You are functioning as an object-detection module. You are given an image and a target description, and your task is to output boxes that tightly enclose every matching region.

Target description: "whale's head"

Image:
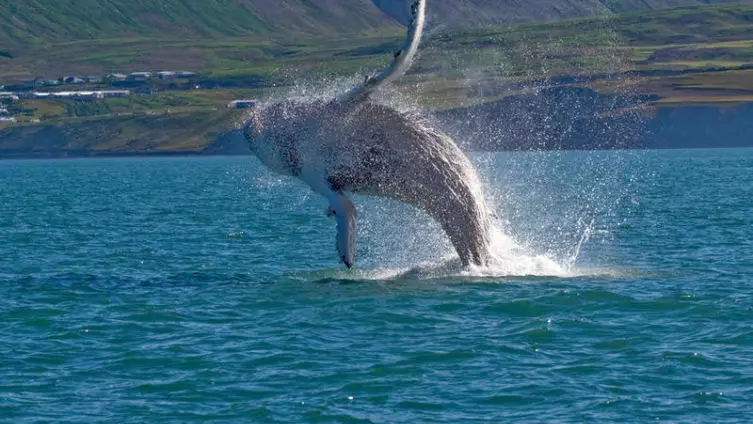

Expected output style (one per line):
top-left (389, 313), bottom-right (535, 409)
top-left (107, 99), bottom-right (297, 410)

top-left (243, 101), bottom-right (302, 177)
top-left (242, 105), bottom-right (263, 150)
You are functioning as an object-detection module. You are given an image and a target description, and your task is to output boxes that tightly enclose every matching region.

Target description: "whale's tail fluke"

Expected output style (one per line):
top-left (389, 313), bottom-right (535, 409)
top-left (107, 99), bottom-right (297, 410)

top-left (339, 0), bottom-right (426, 104)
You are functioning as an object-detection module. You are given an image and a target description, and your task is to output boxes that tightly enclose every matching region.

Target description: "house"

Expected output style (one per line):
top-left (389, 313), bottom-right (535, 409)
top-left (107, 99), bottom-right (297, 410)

top-left (106, 73), bottom-right (128, 81)
top-left (128, 72), bottom-right (152, 81)
top-left (157, 71), bottom-right (177, 79)
top-left (86, 76), bottom-right (103, 84)
top-left (0, 92), bottom-right (18, 100)
top-left (177, 71), bottom-right (197, 78)
top-left (100, 90), bottom-right (130, 98)
top-left (23, 90), bottom-right (130, 100)
top-left (228, 100), bottom-right (257, 109)
top-left (73, 91), bottom-right (100, 100)
top-left (0, 107), bottom-right (8, 115)
top-left (63, 76), bottom-right (86, 84)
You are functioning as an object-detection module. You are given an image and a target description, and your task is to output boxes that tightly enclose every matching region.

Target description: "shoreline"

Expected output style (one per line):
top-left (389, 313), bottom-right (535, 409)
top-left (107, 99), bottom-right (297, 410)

top-left (2, 90), bottom-right (752, 159)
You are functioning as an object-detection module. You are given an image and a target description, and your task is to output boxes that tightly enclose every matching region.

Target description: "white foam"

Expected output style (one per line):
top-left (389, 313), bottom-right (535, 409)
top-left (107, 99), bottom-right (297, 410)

top-left (478, 226), bottom-right (573, 277)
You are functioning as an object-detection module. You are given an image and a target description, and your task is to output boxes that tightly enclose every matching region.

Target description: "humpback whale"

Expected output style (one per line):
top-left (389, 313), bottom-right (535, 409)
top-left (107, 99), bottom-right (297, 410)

top-left (244, 0), bottom-right (492, 268)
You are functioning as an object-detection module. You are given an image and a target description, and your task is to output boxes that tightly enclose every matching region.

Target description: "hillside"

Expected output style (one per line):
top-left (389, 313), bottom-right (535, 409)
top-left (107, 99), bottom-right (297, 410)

top-left (2, 3), bottom-right (753, 157)
top-left (0, 0), bottom-right (399, 49)
top-left (4, 0), bottom-right (753, 51)
top-left (374, 0), bottom-right (753, 27)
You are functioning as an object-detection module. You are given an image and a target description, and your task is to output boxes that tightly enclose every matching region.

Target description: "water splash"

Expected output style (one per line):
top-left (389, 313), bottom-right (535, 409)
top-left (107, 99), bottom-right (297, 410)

top-left (570, 217), bottom-right (595, 266)
top-left (482, 225), bottom-right (572, 277)
top-left (240, 16), bottom-right (642, 280)
top-left (244, 82), bottom-right (613, 278)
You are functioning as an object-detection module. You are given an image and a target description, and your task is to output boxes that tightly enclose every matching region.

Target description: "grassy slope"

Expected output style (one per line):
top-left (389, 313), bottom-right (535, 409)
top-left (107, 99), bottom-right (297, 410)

top-left (0, 0), bottom-right (404, 82)
top-left (426, 6), bottom-right (753, 90)
top-left (4, 0), bottom-right (753, 49)
top-left (3, 2), bottom-right (753, 83)
top-left (450, 5), bottom-right (753, 52)
top-left (0, 1), bottom-right (268, 47)
top-left (0, 0), bottom-right (398, 47)
top-left (5, 4), bottom-right (753, 102)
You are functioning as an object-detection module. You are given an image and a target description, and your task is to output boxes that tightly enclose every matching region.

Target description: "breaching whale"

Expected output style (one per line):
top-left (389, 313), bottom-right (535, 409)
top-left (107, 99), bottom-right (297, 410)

top-left (244, 0), bottom-right (492, 268)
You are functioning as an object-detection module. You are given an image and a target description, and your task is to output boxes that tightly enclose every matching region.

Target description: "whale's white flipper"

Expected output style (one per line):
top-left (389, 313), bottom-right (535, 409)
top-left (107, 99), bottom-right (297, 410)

top-left (340, 0), bottom-right (426, 105)
top-left (330, 193), bottom-right (357, 268)
top-left (305, 168), bottom-right (358, 268)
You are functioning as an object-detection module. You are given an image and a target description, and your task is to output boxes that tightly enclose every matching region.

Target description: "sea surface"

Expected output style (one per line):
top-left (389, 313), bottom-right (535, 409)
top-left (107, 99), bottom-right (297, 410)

top-left (1, 149), bottom-right (752, 423)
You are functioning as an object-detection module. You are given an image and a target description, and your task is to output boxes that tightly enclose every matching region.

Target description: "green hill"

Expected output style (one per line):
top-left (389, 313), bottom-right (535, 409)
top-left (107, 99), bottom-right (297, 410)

top-left (4, 0), bottom-right (753, 51)
top-left (2, 3), bottom-right (753, 157)
top-left (2, 3), bottom-right (753, 92)
top-left (0, 0), bottom-right (399, 49)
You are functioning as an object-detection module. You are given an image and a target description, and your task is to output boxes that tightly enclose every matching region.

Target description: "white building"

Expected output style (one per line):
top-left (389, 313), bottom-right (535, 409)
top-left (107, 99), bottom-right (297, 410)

top-left (101, 90), bottom-right (130, 98)
top-left (63, 76), bottom-right (86, 84)
top-left (129, 72), bottom-right (152, 81)
top-left (73, 92), bottom-right (99, 100)
top-left (29, 90), bottom-right (130, 100)
top-left (157, 71), bottom-right (177, 79)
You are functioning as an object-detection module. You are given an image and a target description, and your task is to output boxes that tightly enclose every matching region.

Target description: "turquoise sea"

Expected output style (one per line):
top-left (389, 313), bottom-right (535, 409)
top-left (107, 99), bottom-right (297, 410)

top-left (1, 149), bottom-right (751, 423)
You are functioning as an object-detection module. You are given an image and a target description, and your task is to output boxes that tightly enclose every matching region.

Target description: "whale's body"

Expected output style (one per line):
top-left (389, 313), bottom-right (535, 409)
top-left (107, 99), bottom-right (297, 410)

top-left (244, 0), bottom-right (492, 267)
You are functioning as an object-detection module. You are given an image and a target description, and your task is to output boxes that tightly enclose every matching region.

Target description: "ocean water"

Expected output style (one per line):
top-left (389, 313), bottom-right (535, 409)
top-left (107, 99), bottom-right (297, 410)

top-left (1, 149), bottom-right (752, 423)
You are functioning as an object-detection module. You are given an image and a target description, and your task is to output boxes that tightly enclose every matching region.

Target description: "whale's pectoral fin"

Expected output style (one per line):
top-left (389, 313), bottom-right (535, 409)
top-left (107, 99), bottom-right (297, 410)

top-left (302, 168), bottom-right (357, 268)
top-left (338, 0), bottom-right (425, 104)
top-left (329, 192), bottom-right (357, 268)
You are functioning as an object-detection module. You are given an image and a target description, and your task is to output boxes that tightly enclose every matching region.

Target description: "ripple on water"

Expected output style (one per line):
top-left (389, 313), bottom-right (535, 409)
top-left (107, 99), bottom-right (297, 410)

top-left (2, 153), bottom-right (753, 422)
